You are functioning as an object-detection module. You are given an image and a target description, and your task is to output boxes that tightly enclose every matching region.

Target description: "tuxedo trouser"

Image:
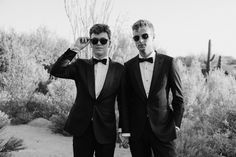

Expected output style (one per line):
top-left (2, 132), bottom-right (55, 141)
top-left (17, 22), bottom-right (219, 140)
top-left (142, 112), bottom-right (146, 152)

top-left (73, 122), bottom-right (115, 157)
top-left (130, 118), bottom-right (176, 157)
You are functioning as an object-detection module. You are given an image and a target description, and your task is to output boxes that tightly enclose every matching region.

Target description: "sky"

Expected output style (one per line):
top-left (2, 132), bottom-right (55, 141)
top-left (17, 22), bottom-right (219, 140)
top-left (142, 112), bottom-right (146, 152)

top-left (0, 0), bottom-right (236, 58)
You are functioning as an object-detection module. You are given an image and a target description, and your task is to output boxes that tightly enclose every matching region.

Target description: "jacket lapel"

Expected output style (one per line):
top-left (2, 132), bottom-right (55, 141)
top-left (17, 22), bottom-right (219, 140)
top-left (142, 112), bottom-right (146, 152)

top-left (148, 52), bottom-right (164, 98)
top-left (97, 58), bottom-right (114, 100)
top-left (132, 56), bottom-right (147, 99)
top-left (87, 59), bottom-right (95, 99)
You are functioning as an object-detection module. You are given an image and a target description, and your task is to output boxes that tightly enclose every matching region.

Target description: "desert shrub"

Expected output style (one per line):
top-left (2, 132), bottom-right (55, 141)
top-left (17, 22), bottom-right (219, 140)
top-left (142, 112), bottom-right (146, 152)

top-left (47, 79), bottom-right (75, 135)
top-left (176, 118), bottom-right (234, 157)
top-left (0, 101), bottom-right (32, 125)
top-left (0, 111), bottom-right (10, 129)
top-left (0, 92), bottom-right (72, 125)
top-left (49, 113), bottom-right (70, 136)
top-left (48, 79), bottom-right (76, 106)
top-left (0, 28), bottom-right (70, 125)
top-left (176, 58), bottom-right (236, 156)
top-left (0, 111), bottom-right (25, 157)
top-left (25, 93), bottom-right (59, 120)
top-left (226, 110), bottom-right (236, 134)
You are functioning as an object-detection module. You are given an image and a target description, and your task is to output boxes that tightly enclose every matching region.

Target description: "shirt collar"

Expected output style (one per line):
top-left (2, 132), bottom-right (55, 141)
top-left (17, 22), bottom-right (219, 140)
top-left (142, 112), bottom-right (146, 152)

top-left (93, 56), bottom-right (109, 60)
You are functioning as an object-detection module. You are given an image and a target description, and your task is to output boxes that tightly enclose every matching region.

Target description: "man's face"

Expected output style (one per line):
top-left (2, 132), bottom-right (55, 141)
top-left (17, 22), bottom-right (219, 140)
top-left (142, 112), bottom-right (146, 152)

top-left (90, 32), bottom-right (110, 58)
top-left (132, 27), bottom-right (154, 57)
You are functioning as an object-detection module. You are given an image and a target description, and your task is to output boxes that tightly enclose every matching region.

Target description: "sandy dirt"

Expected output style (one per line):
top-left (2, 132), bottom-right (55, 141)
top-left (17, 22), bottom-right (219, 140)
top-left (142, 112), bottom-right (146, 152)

top-left (3, 124), bottom-right (131, 157)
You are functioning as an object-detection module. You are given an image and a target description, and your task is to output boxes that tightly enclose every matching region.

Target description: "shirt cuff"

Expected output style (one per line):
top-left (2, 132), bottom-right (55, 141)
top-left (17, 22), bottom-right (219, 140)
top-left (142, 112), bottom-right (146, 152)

top-left (175, 126), bottom-right (180, 131)
top-left (69, 47), bottom-right (80, 53)
top-left (118, 128), bottom-right (130, 137)
top-left (122, 133), bottom-right (131, 137)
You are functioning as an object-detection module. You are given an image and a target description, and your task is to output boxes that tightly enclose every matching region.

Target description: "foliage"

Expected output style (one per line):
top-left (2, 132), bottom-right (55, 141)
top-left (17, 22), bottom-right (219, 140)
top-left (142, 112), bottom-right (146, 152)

top-left (0, 28), bottom-right (69, 102)
top-left (0, 111), bottom-right (10, 130)
top-left (176, 58), bottom-right (236, 157)
top-left (0, 111), bottom-right (25, 157)
top-left (0, 101), bottom-right (31, 125)
top-left (49, 113), bottom-right (71, 136)
top-left (47, 79), bottom-right (76, 108)
top-left (0, 28), bottom-right (70, 124)
top-left (47, 79), bottom-right (75, 135)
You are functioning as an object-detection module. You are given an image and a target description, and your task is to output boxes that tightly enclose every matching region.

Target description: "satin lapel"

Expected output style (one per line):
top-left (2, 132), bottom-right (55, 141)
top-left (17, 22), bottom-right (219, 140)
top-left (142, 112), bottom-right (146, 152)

top-left (97, 58), bottom-right (114, 100)
top-left (148, 53), bottom-right (164, 98)
top-left (132, 56), bottom-right (147, 99)
top-left (87, 59), bottom-right (95, 99)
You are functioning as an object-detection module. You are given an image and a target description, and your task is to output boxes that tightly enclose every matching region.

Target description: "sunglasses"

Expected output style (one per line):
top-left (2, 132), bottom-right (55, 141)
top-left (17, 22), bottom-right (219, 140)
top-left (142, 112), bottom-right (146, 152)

top-left (90, 38), bottom-right (108, 45)
top-left (133, 33), bottom-right (149, 42)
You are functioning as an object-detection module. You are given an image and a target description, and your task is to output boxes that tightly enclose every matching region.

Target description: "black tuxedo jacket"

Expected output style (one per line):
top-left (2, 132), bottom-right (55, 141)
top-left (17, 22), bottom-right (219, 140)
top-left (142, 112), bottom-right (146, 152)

top-left (124, 52), bottom-right (184, 142)
top-left (50, 49), bottom-right (128, 144)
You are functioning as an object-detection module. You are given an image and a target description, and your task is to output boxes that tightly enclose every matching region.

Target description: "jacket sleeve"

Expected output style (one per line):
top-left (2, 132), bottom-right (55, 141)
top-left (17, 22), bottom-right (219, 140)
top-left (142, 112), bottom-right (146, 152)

top-left (50, 48), bottom-right (77, 80)
top-left (117, 65), bottom-right (130, 134)
top-left (169, 58), bottom-right (184, 128)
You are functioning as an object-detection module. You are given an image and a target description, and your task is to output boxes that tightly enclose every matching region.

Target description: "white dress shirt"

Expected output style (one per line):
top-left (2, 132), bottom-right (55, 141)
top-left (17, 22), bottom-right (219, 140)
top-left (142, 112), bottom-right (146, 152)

top-left (139, 52), bottom-right (156, 97)
top-left (93, 56), bottom-right (109, 98)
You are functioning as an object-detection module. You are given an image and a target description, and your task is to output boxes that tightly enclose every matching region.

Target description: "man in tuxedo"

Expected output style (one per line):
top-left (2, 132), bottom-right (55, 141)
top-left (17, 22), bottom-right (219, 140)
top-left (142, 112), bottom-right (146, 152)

top-left (122, 19), bottom-right (184, 157)
top-left (50, 24), bottom-right (128, 157)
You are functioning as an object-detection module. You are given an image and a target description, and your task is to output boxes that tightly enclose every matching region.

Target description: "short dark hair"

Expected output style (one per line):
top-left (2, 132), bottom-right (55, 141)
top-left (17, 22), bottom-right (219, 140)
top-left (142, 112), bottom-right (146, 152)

top-left (132, 19), bottom-right (154, 32)
top-left (89, 24), bottom-right (111, 39)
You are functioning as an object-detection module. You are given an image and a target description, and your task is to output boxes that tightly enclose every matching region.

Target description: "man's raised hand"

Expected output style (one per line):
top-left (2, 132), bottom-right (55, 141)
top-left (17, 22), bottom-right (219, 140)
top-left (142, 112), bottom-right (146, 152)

top-left (71, 37), bottom-right (90, 52)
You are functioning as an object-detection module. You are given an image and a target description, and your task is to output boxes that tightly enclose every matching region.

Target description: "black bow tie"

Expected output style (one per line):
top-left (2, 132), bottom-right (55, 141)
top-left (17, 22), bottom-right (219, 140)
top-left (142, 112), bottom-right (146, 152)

top-left (139, 57), bottom-right (153, 63)
top-left (93, 58), bottom-right (107, 65)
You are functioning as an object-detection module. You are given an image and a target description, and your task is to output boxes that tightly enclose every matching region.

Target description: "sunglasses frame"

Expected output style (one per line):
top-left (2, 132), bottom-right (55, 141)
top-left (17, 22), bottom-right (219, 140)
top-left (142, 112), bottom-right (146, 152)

top-left (133, 33), bottom-right (149, 42)
top-left (90, 38), bottom-right (109, 45)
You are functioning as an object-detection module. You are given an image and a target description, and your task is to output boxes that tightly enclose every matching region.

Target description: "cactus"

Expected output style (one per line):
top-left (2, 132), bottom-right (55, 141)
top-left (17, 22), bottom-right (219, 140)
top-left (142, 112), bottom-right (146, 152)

top-left (217, 55), bottom-right (222, 69)
top-left (204, 39), bottom-right (215, 74)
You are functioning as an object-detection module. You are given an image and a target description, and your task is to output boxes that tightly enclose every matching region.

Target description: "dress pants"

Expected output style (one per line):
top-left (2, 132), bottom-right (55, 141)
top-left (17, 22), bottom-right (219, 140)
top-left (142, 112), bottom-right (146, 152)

top-left (73, 122), bottom-right (116, 157)
top-left (129, 118), bottom-right (176, 157)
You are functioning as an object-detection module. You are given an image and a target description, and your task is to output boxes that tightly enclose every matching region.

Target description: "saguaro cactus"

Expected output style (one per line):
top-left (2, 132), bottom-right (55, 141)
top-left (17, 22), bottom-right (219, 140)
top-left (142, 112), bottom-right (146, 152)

top-left (217, 55), bottom-right (222, 69)
top-left (204, 39), bottom-right (215, 73)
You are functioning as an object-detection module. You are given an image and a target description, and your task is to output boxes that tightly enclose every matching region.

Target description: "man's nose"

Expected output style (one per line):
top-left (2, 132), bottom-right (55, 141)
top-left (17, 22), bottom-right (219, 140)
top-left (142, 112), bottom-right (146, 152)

top-left (139, 37), bottom-right (145, 43)
top-left (97, 41), bottom-right (102, 45)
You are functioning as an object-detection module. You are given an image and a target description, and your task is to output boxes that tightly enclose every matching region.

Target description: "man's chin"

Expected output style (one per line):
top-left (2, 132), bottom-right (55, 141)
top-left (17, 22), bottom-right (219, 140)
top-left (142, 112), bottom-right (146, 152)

top-left (93, 51), bottom-right (106, 58)
top-left (138, 48), bottom-right (146, 53)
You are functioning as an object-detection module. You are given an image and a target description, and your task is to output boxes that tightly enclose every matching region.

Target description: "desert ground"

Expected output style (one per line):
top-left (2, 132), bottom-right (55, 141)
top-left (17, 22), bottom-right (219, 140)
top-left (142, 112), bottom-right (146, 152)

top-left (2, 118), bottom-right (131, 157)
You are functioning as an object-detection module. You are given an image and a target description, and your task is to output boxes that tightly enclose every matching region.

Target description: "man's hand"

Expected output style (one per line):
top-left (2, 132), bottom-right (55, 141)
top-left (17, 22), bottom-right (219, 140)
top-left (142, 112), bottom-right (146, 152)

top-left (70, 37), bottom-right (90, 52)
top-left (121, 136), bottom-right (129, 149)
top-left (118, 133), bottom-right (129, 149)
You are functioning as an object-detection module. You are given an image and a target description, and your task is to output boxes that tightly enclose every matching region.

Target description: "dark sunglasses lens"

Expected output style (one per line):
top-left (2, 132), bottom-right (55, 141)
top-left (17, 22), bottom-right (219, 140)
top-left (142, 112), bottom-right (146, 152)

top-left (100, 38), bottom-right (108, 45)
top-left (142, 33), bottom-right (149, 39)
top-left (91, 38), bottom-right (99, 45)
top-left (133, 36), bottom-right (140, 42)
